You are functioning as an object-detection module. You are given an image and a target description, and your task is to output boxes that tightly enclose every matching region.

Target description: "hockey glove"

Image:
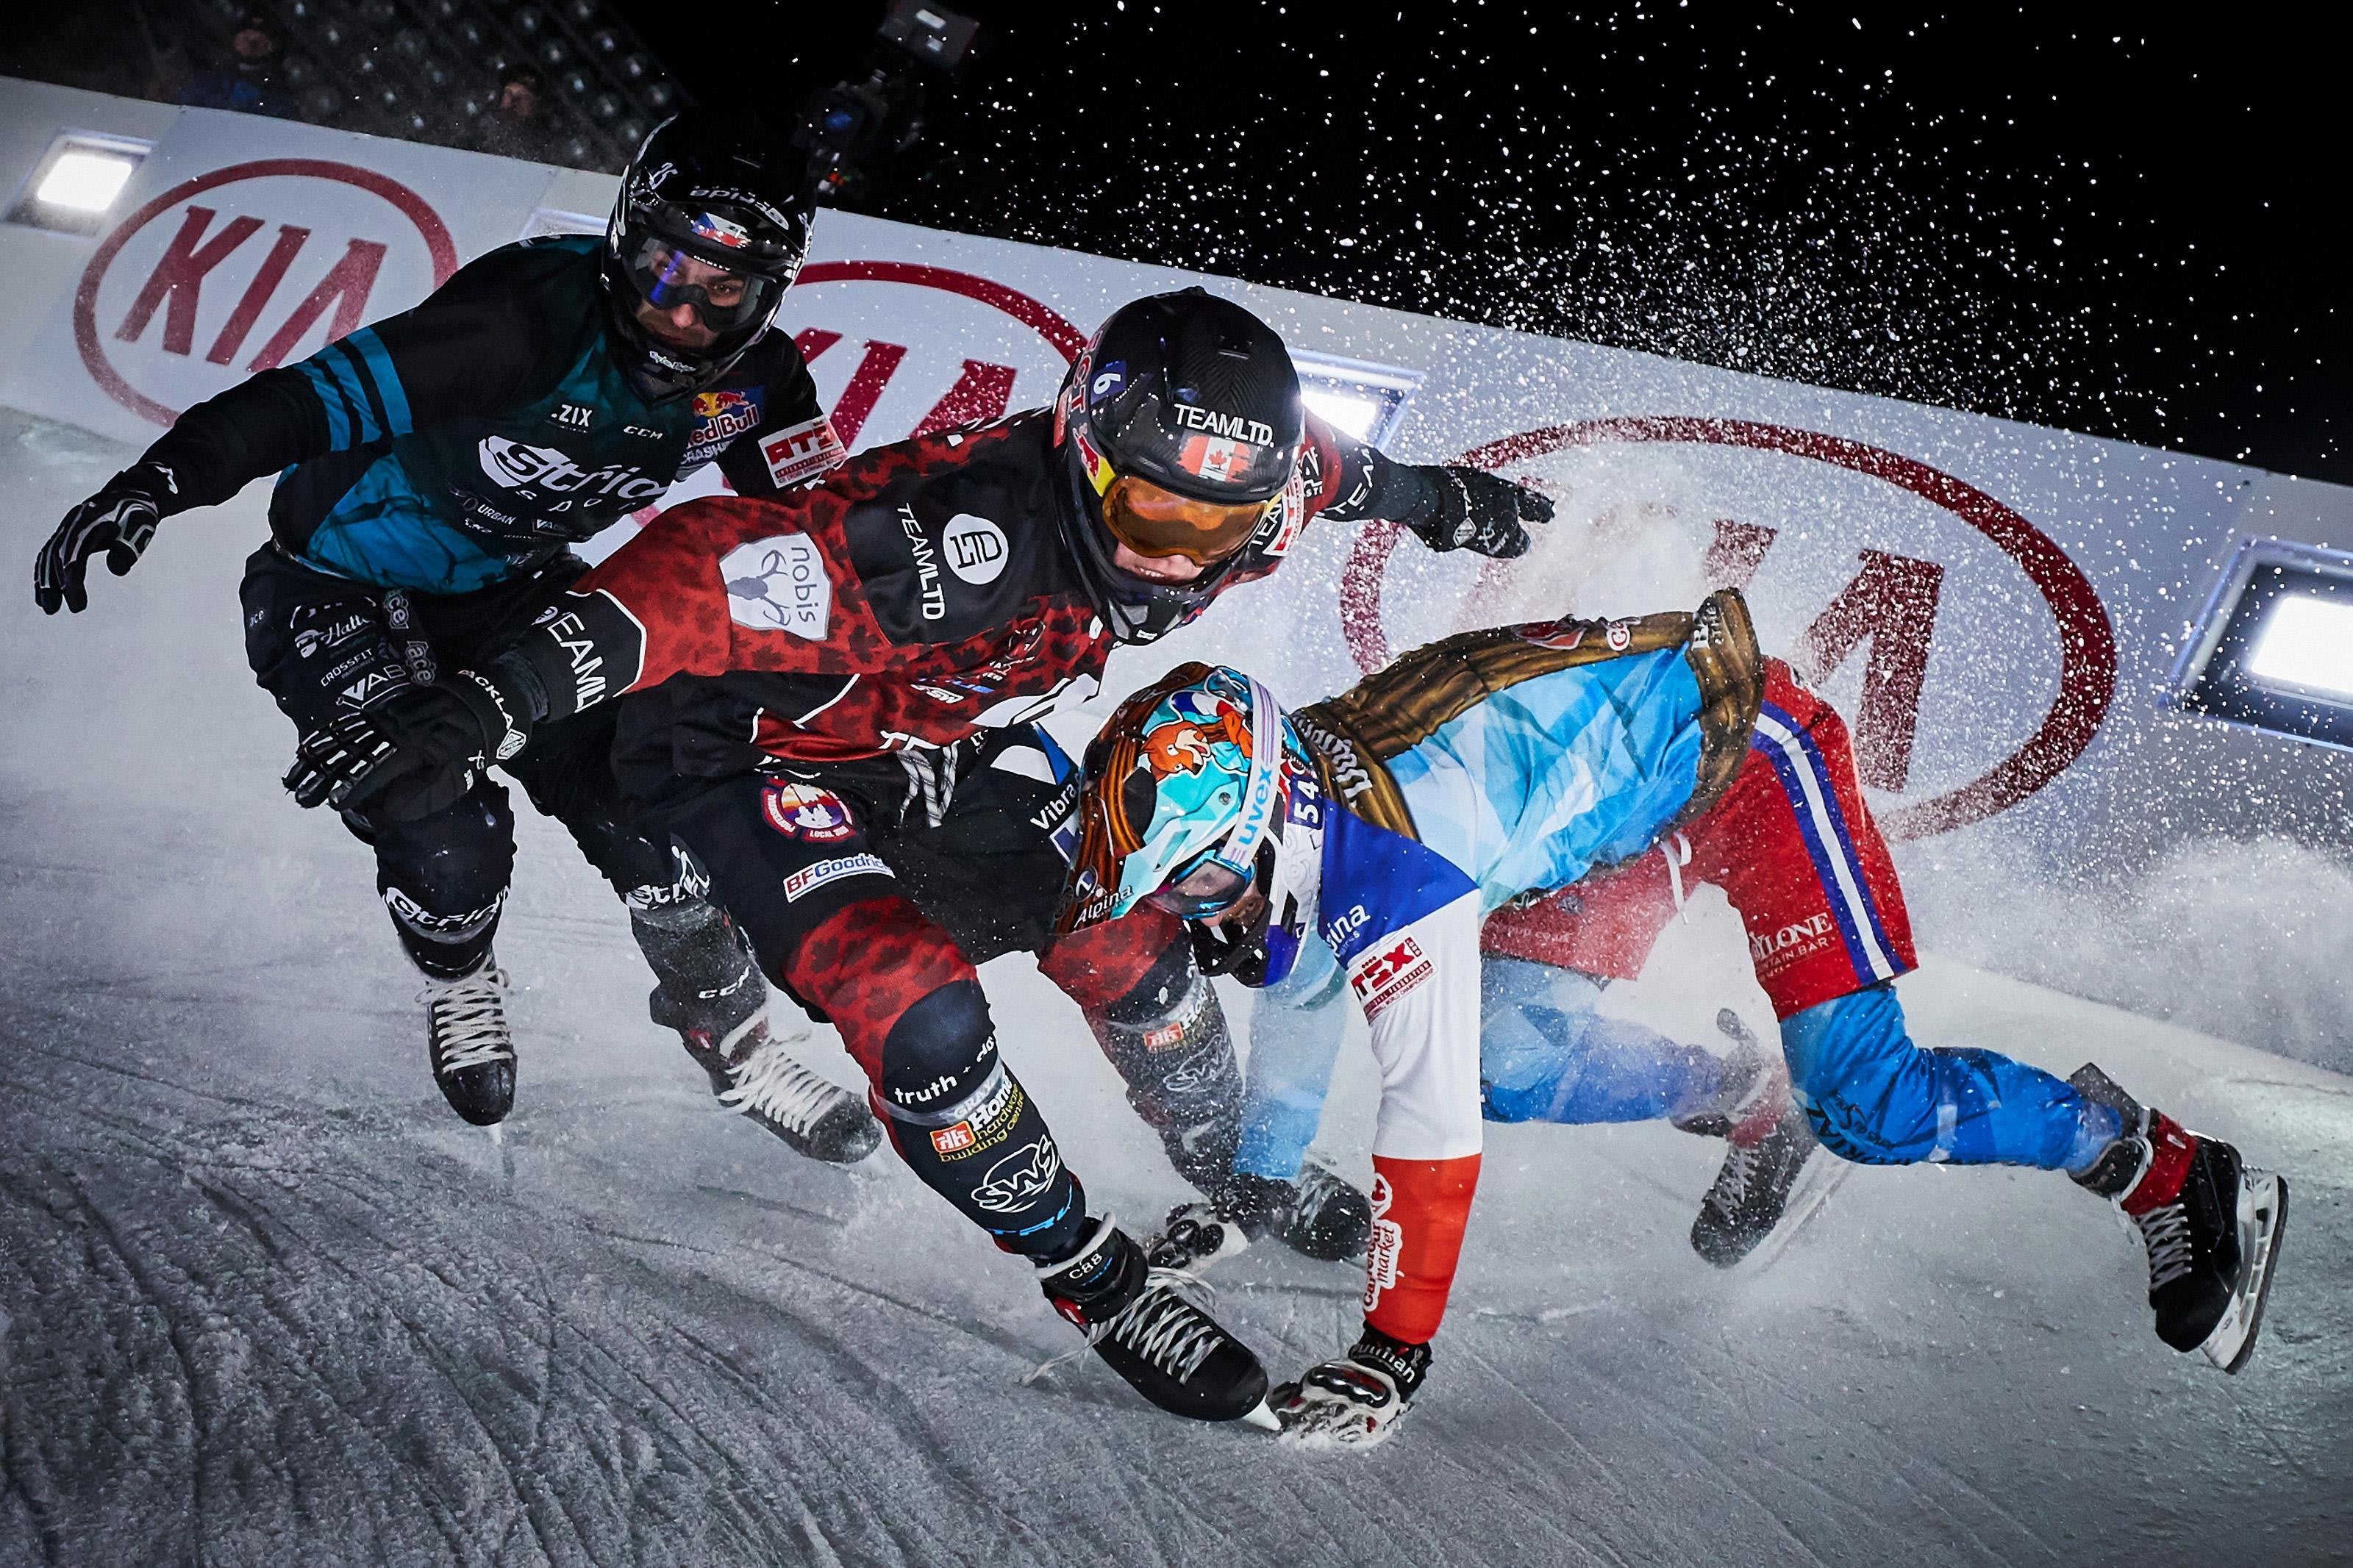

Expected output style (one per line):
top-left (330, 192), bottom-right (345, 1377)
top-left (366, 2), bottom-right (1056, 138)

top-left (35, 461), bottom-right (179, 613)
top-left (1271, 1323), bottom-right (1431, 1451)
top-left (285, 662), bottom-right (539, 821)
top-left (1402, 465), bottom-right (1552, 560)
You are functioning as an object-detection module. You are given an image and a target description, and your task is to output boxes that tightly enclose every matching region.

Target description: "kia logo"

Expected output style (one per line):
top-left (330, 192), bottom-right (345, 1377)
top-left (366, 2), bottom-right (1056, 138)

top-left (74, 158), bottom-right (457, 427)
top-left (1342, 418), bottom-right (2118, 840)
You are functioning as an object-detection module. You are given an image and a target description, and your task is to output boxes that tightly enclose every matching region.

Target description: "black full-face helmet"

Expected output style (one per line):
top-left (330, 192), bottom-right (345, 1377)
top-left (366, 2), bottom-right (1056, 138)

top-left (601, 111), bottom-right (815, 399)
top-left (1055, 288), bottom-right (1305, 642)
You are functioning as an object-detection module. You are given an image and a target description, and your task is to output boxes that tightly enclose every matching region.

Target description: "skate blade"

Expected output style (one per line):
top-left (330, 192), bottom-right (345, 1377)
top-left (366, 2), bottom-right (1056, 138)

top-left (1240, 1399), bottom-right (1281, 1432)
top-left (2202, 1170), bottom-right (2287, 1375)
top-left (1731, 1153), bottom-right (1854, 1275)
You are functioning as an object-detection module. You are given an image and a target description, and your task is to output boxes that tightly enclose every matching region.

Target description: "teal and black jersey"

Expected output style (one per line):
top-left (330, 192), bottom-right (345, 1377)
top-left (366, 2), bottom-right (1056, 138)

top-left (134, 235), bottom-right (831, 595)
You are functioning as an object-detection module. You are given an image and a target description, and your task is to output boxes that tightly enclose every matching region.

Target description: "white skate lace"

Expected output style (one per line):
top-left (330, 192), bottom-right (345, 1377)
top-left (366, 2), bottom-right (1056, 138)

top-left (2135, 1203), bottom-right (2196, 1290)
top-left (420, 967), bottom-right (513, 1074)
top-left (721, 1041), bottom-right (849, 1134)
top-left (1292, 1162), bottom-right (1348, 1217)
top-left (1025, 1267), bottom-right (1225, 1387)
top-left (1707, 1142), bottom-right (1760, 1215)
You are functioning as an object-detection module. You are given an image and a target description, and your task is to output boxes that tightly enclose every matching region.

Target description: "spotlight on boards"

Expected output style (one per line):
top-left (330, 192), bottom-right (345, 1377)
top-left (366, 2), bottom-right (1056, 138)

top-left (7, 132), bottom-right (151, 236)
top-left (1292, 352), bottom-right (1424, 448)
top-left (2169, 537), bottom-right (2353, 752)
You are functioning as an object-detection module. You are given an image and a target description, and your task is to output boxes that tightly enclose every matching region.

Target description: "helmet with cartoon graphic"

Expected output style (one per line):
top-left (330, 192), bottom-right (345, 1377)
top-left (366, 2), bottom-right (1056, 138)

top-left (1057, 663), bottom-right (1324, 985)
top-left (602, 110), bottom-right (816, 399)
top-left (1054, 289), bottom-right (1306, 643)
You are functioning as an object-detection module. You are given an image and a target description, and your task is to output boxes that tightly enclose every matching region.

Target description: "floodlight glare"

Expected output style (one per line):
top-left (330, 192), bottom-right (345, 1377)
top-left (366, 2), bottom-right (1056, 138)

top-left (2245, 593), bottom-right (2353, 701)
top-left (1302, 387), bottom-right (1383, 442)
top-left (1290, 351), bottom-right (1424, 448)
top-left (2170, 537), bottom-right (2353, 753)
top-left (36, 148), bottom-right (138, 212)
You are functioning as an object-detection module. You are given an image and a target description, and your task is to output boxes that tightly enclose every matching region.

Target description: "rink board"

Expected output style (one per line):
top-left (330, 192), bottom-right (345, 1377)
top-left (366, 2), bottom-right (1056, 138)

top-left (1, 77), bottom-right (2347, 1052)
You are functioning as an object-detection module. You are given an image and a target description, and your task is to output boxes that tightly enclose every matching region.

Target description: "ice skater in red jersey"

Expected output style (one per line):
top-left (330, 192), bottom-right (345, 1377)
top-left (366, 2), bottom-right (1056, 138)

top-left (285, 287), bottom-right (1553, 1425)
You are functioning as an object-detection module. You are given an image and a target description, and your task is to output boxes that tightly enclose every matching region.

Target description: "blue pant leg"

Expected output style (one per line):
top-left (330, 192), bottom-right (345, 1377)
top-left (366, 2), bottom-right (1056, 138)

top-left (1235, 933), bottom-right (1348, 1181)
top-left (1781, 984), bottom-right (2096, 1168)
top-left (1478, 956), bottom-right (1722, 1125)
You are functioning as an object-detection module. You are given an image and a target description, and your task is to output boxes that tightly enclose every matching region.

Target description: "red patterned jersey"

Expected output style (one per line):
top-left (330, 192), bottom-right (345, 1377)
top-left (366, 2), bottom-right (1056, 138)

top-left (504, 407), bottom-right (1390, 790)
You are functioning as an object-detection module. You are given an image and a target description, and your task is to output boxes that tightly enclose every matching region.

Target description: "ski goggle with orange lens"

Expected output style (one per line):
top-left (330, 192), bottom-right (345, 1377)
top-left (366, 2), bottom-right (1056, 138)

top-left (1076, 431), bottom-right (1278, 565)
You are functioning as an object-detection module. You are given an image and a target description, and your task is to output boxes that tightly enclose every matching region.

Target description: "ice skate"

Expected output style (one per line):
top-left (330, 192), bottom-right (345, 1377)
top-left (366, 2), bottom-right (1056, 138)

top-left (706, 1027), bottom-right (882, 1165)
top-left (1669, 1008), bottom-right (1789, 1147)
top-left (1689, 1103), bottom-right (1840, 1270)
top-left (2070, 1064), bottom-right (2288, 1372)
top-left (647, 918), bottom-right (879, 1164)
top-left (419, 956), bottom-right (515, 1127)
top-left (1034, 1217), bottom-right (1272, 1423)
top-left (1676, 1011), bottom-right (1831, 1267)
top-left (1147, 1157), bottom-right (1374, 1271)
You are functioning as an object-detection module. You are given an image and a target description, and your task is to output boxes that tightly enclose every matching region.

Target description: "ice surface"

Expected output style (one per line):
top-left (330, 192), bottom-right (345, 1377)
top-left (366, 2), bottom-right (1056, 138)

top-left (2, 408), bottom-right (2347, 1565)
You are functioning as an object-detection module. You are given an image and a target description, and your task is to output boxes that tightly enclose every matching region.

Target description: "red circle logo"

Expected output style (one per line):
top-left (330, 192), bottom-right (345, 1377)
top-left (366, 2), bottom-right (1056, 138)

top-left (794, 260), bottom-right (1087, 360)
top-left (1339, 417), bottom-right (2118, 839)
top-left (74, 159), bottom-right (458, 427)
top-left (774, 262), bottom-right (1085, 453)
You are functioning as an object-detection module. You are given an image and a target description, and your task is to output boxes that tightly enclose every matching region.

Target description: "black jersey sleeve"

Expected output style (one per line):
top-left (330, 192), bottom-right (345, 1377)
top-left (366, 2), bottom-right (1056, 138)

top-left (128, 240), bottom-right (582, 515)
top-left (1308, 412), bottom-right (1445, 531)
top-left (712, 335), bottom-right (840, 498)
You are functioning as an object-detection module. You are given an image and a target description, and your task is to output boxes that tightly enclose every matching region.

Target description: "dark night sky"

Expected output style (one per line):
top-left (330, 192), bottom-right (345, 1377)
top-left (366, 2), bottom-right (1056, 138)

top-left (620, 1), bottom-right (2343, 485)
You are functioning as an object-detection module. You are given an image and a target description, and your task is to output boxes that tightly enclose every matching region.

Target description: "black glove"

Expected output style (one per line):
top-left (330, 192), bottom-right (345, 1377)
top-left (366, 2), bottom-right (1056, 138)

top-left (1404, 465), bottom-right (1553, 560)
top-left (285, 664), bottom-right (537, 821)
top-left (35, 461), bottom-right (179, 613)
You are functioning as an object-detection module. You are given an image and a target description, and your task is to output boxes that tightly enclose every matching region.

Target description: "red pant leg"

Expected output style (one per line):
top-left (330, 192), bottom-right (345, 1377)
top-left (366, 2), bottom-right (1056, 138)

top-left (1479, 848), bottom-right (1682, 979)
top-left (1692, 662), bottom-right (1918, 1020)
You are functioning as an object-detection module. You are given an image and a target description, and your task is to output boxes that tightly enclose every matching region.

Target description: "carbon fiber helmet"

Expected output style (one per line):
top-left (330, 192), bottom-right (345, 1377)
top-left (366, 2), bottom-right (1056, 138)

top-left (602, 111), bottom-right (815, 398)
top-left (1054, 289), bottom-right (1306, 642)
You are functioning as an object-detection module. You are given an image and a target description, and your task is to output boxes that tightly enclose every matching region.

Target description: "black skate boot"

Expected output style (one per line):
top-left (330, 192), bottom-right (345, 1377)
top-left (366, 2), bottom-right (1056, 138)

top-left (640, 909), bottom-right (879, 1164)
top-left (1036, 1217), bottom-right (1272, 1423)
top-left (1091, 968), bottom-right (1245, 1195)
top-left (419, 955), bottom-right (515, 1126)
top-left (1678, 1010), bottom-right (1828, 1267)
top-left (2069, 1064), bottom-right (2287, 1372)
top-left (1150, 1158), bottom-right (1374, 1270)
top-left (1688, 1104), bottom-right (1824, 1267)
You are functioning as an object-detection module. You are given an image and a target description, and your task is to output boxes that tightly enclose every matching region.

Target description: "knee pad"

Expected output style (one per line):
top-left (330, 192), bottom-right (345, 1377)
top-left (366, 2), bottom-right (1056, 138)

top-left (874, 984), bottom-right (1084, 1258)
top-left (874, 979), bottom-right (1001, 1122)
top-left (372, 781), bottom-right (515, 976)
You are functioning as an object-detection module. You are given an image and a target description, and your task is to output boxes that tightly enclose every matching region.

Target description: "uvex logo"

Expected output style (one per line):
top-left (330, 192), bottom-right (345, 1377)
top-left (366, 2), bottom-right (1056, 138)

top-left (74, 160), bottom-right (458, 426)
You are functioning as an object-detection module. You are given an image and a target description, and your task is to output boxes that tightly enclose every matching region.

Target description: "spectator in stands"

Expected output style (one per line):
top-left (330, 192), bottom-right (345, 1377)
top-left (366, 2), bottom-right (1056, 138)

top-left (172, 12), bottom-right (297, 119)
top-left (476, 65), bottom-right (566, 164)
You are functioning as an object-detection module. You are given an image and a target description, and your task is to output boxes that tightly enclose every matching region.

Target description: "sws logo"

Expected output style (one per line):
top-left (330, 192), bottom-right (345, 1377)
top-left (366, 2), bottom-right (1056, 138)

top-left (971, 1136), bottom-right (1061, 1214)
